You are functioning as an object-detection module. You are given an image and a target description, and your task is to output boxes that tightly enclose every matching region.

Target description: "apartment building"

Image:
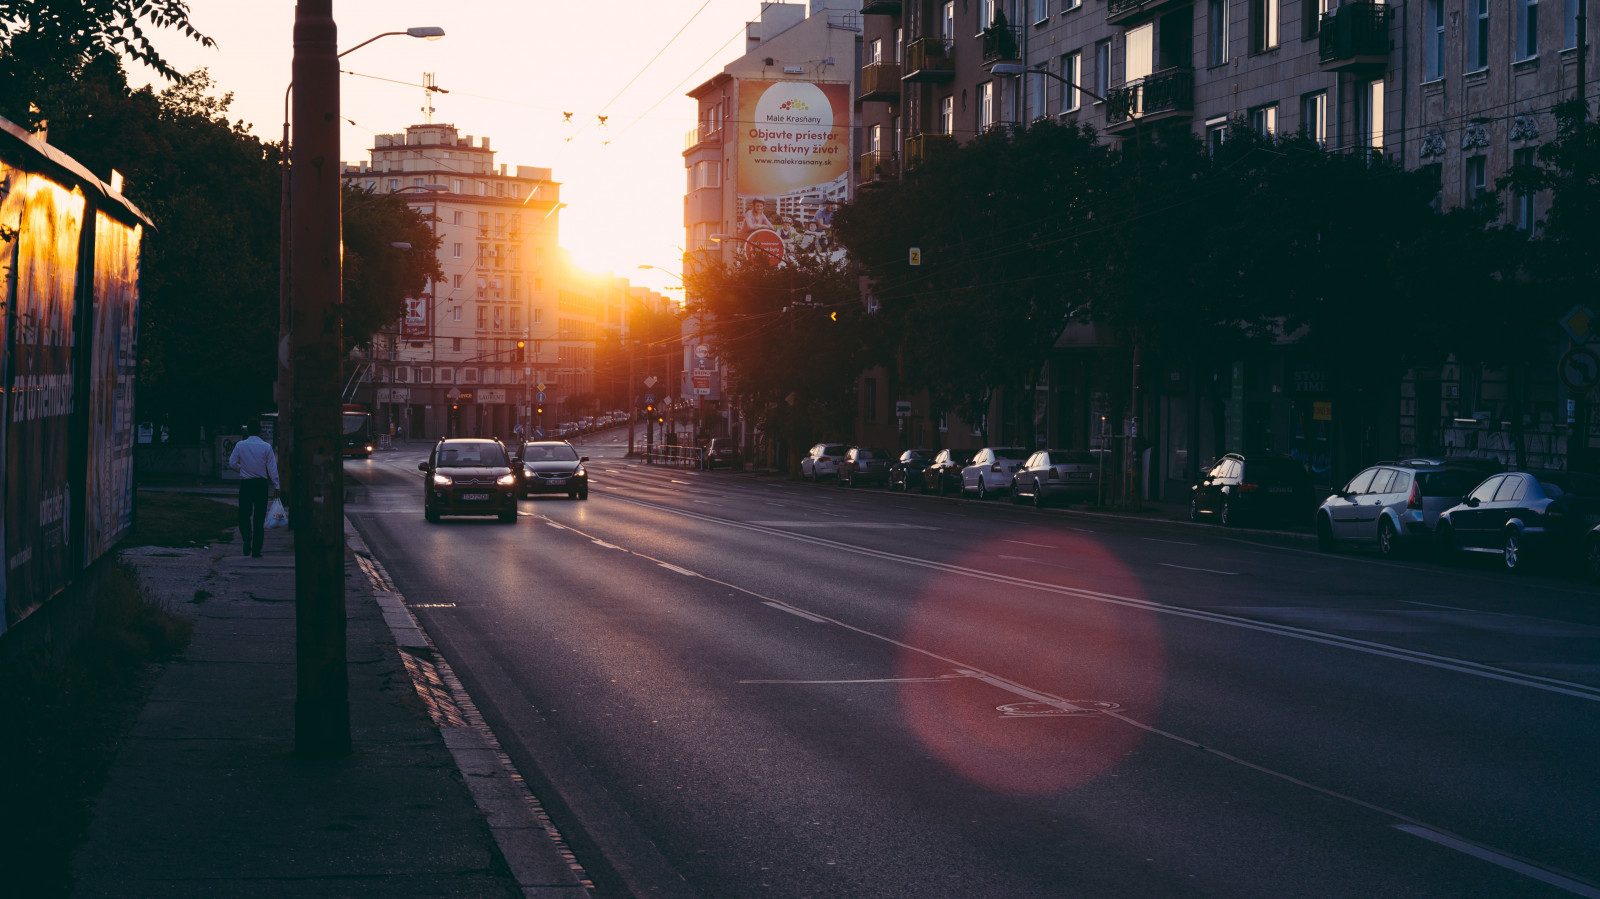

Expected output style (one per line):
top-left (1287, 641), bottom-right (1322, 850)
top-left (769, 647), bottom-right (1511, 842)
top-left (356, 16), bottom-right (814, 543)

top-left (341, 123), bottom-right (565, 440)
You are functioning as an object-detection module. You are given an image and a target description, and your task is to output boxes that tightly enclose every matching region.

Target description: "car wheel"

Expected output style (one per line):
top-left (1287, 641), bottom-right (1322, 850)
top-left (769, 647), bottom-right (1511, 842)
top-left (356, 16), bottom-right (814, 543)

top-left (1502, 530), bottom-right (1524, 571)
top-left (1009, 480), bottom-right (1023, 504)
top-left (1376, 518), bottom-right (1401, 558)
top-left (1316, 515), bottom-right (1334, 552)
top-left (978, 479), bottom-right (989, 501)
top-left (425, 507), bottom-right (440, 523)
top-left (578, 487), bottom-right (588, 501)
top-left (1190, 497), bottom-right (1201, 522)
top-left (1033, 481), bottom-right (1045, 510)
top-left (1219, 499), bottom-right (1234, 527)
top-left (568, 490), bottom-right (578, 500)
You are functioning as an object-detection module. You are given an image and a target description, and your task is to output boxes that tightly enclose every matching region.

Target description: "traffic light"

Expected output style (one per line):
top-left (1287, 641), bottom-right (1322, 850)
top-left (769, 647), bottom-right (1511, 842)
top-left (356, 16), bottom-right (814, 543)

top-left (646, 403), bottom-right (654, 414)
top-left (536, 407), bottom-right (543, 415)
top-left (515, 340), bottom-right (525, 362)
top-left (451, 404), bottom-right (458, 411)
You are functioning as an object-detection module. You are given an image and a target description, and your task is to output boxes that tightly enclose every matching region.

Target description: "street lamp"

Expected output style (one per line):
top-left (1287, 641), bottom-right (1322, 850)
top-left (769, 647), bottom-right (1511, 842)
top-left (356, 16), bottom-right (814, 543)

top-left (988, 62), bottom-right (1107, 106)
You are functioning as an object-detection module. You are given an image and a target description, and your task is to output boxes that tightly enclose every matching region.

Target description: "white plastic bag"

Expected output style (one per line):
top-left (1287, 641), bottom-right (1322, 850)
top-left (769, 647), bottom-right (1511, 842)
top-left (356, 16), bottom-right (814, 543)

top-left (265, 497), bottom-right (288, 529)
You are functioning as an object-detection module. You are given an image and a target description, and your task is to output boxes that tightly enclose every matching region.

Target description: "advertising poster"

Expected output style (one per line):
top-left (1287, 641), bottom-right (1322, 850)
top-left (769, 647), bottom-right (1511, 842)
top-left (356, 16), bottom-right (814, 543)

top-left (84, 211), bottom-right (142, 561)
top-left (4, 173), bottom-right (85, 630)
top-left (401, 294), bottom-right (430, 340)
top-left (735, 80), bottom-right (851, 263)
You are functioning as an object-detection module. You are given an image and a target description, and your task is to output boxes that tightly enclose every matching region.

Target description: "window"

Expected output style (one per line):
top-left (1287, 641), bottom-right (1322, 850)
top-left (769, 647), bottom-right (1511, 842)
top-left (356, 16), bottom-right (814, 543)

top-left (533, 307), bottom-right (543, 323)
top-left (1302, 0), bottom-right (1331, 39)
top-left (1061, 52), bottom-right (1081, 111)
top-left (451, 337), bottom-right (462, 352)
top-left (1301, 92), bottom-right (1327, 145)
top-left (1566, 0), bottom-right (1580, 48)
top-left (477, 338), bottom-right (487, 356)
top-left (413, 177), bottom-right (424, 188)
top-left (452, 306), bottom-right (462, 322)
top-left (452, 243), bottom-right (463, 258)
top-left (476, 306), bottom-right (487, 330)
top-left (1210, 0), bottom-right (1231, 65)
top-left (477, 211), bottom-right (488, 232)
top-left (495, 182), bottom-right (505, 197)
top-left (1028, 71), bottom-right (1047, 120)
top-left (869, 123), bottom-right (882, 153)
top-left (1252, 0), bottom-right (1278, 51)
top-left (477, 181), bottom-right (487, 196)
top-left (940, 95), bottom-right (955, 134)
top-left (941, 1), bottom-right (955, 40)
top-left (1251, 104), bottom-right (1277, 136)
top-left (1126, 24), bottom-right (1153, 113)
top-left (1513, 146), bottom-right (1536, 230)
top-left (693, 160), bottom-right (721, 189)
top-left (1361, 79), bottom-right (1385, 155)
top-left (452, 178), bottom-right (464, 193)
top-left (978, 81), bottom-right (994, 129)
top-left (477, 278), bottom-right (486, 299)
top-left (534, 280), bottom-right (543, 294)
top-left (439, 368), bottom-right (453, 384)
top-left (387, 178), bottom-right (400, 191)
top-left (477, 243), bottom-right (487, 267)
top-left (869, 38), bottom-right (882, 65)
top-left (493, 308), bottom-right (503, 331)
top-left (978, 0), bottom-right (997, 32)
top-left (453, 211), bottom-right (464, 225)
top-left (394, 366), bottom-right (409, 383)
top-left (1515, 0), bottom-right (1538, 59)
top-left (1425, 0), bottom-right (1445, 79)
top-left (1469, 0), bottom-right (1490, 69)
top-left (1466, 155), bottom-right (1488, 204)
top-left (417, 368), bottom-right (433, 384)
top-left (1032, 0), bottom-right (1049, 22)
top-left (511, 276), bottom-right (520, 299)
top-left (1206, 116), bottom-right (1228, 155)
top-left (511, 308), bottom-right (522, 331)
top-left (453, 274), bottom-right (463, 289)
top-left (1094, 40), bottom-right (1111, 100)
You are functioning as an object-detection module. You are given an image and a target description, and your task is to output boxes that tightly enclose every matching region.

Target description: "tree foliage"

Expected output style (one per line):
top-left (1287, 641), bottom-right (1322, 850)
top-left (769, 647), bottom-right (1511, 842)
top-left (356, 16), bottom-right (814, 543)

top-left (341, 184), bottom-right (443, 349)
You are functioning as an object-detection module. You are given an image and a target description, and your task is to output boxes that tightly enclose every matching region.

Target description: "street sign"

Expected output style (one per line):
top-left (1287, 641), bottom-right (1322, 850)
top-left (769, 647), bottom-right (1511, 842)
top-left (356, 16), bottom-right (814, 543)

top-left (909, 247), bottom-right (921, 266)
top-left (895, 400), bottom-right (912, 418)
top-left (1559, 346), bottom-right (1600, 392)
top-left (1561, 305), bottom-right (1596, 344)
top-left (536, 392), bottom-right (545, 403)
top-left (447, 387), bottom-right (461, 400)
top-left (535, 382), bottom-right (546, 392)
top-left (695, 344), bottom-right (710, 360)
top-left (644, 376), bottom-right (658, 388)
top-left (645, 393), bottom-right (654, 403)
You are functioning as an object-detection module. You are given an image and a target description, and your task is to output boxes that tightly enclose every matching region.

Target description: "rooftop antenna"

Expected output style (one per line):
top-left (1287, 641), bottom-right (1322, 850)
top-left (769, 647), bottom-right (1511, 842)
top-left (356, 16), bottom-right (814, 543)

top-left (422, 72), bottom-right (438, 123)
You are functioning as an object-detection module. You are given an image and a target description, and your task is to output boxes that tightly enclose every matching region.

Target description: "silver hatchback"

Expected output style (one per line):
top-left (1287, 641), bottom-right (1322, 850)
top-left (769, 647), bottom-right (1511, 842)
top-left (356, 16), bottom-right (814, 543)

top-left (1314, 460), bottom-right (1492, 557)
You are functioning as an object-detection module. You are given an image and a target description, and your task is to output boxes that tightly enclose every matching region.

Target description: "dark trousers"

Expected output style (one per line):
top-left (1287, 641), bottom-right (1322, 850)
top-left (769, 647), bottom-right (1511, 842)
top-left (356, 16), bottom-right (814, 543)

top-left (238, 478), bottom-right (270, 554)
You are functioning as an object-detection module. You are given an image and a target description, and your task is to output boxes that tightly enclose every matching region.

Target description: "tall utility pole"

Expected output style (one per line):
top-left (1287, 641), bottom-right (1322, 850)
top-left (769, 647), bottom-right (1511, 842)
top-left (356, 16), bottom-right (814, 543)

top-left (290, 0), bottom-right (349, 756)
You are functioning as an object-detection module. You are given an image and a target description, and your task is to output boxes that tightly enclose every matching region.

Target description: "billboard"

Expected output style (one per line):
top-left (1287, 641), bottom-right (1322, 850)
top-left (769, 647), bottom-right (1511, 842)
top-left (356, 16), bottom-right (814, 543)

top-left (84, 212), bottom-right (142, 561)
top-left (736, 80), bottom-right (850, 262)
top-left (401, 293), bottom-right (430, 340)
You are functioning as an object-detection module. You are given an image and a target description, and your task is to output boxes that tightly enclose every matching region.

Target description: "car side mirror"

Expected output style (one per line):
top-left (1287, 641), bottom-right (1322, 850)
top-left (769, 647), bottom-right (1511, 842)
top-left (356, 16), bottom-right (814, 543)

top-left (418, 462), bottom-right (430, 472)
top-left (1465, 496), bottom-right (1480, 507)
top-left (580, 456), bottom-right (589, 463)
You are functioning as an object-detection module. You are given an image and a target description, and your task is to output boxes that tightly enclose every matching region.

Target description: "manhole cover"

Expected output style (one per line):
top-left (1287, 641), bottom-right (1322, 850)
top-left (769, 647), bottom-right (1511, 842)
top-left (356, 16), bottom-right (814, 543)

top-left (997, 700), bottom-right (1121, 718)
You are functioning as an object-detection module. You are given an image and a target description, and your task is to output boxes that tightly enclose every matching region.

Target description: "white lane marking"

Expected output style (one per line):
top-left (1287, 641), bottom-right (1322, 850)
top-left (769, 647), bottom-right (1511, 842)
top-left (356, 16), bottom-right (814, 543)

top-left (762, 602), bottom-right (829, 623)
top-left (957, 668), bottom-right (1086, 713)
top-left (818, 511), bottom-right (844, 517)
top-left (670, 479), bottom-right (691, 485)
top-left (765, 501), bottom-right (790, 507)
top-left (740, 675), bottom-right (966, 684)
top-left (1161, 563), bottom-right (1239, 576)
top-left (1061, 525), bottom-right (1095, 533)
top-left (545, 522), bottom-right (568, 530)
top-left (591, 540), bottom-right (624, 550)
top-left (693, 500), bottom-right (714, 505)
top-left (747, 521), bottom-right (937, 529)
top-left (658, 563), bottom-right (698, 577)
top-left (1003, 539), bottom-right (1053, 548)
top-left (1393, 825), bottom-right (1600, 898)
top-left (603, 494), bottom-right (1600, 704)
top-left (1143, 537), bottom-right (1198, 546)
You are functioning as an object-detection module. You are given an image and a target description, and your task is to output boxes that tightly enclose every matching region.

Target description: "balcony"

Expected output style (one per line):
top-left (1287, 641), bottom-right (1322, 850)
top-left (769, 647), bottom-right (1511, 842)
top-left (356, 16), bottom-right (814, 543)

top-left (1105, 66), bottom-right (1195, 133)
top-left (859, 150), bottom-right (900, 185)
top-left (860, 62), bottom-right (902, 102)
top-left (1105, 0), bottom-right (1186, 25)
top-left (684, 124), bottom-right (722, 153)
top-left (903, 132), bottom-right (955, 169)
top-left (1319, 2), bottom-right (1393, 72)
top-left (861, 0), bottom-right (902, 13)
top-left (904, 38), bottom-right (955, 82)
top-left (980, 25), bottom-right (1021, 68)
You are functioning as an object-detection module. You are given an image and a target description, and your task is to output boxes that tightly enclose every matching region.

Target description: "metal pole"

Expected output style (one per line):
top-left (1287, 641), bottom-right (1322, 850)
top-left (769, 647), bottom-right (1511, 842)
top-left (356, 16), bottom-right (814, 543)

top-left (290, 0), bottom-right (349, 756)
top-left (1126, 343), bottom-right (1142, 510)
top-left (1580, 0), bottom-right (1589, 119)
top-left (627, 341), bottom-right (637, 456)
top-left (276, 85), bottom-right (294, 486)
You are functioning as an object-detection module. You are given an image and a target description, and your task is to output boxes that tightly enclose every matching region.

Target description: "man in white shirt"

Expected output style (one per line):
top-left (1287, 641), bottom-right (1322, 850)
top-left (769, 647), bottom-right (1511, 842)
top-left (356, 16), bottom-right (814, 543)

top-left (228, 422), bottom-right (280, 558)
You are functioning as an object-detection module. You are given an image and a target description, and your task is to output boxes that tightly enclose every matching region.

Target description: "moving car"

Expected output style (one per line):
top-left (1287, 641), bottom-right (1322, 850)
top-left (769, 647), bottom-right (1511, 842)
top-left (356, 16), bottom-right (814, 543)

top-left (702, 438), bottom-right (742, 471)
top-left (801, 443), bottom-right (849, 481)
top-left (1436, 470), bottom-right (1600, 571)
top-left (420, 438), bottom-right (519, 523)
top-left (922, 448), bottom-right (976, 495)
top-left (840, 447), bottom-right (892, 488)
top-left (888, 449), bottom-right (935, 492)
top-left (1010, 450), bottom-right (1100, 508)
top-left (517, 440), bottom-right (589, 500)
top-left (1314, 460), bottom-right (1488, 556)
top-left (961, 447), bottom-right (1028, 500)
top-left (1189, 452), bottom-right (1314, 527)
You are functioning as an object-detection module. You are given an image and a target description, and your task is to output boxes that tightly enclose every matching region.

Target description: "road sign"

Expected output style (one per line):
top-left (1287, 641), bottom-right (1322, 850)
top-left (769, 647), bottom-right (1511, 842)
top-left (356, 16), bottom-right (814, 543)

top-left (895, 400), bottom-right (912, 418)
top-left (695, 344), bottom-right (710, 360)
top-left (644, 376), bottom-right (658, 388)
top-left (909, 247), bottom-right (921, 266)
top-left (1561, 305), bottom-right (1596, 344)
top-left (536, 392), bottom-right (545, 403)
top-left (1559, 346), bottom-right (1600, 392)
top-left (535, 382), bottom-right (546, 392)
top-left (447, 387), bottom-right (461, 400)
top-left (645, 393), bottom-right (654, 403)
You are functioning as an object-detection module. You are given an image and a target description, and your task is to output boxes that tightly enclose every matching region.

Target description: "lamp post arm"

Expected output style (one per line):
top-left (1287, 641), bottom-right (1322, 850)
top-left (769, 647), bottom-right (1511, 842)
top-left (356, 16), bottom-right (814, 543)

top-left (992, 63), bottom-right (1108, 105)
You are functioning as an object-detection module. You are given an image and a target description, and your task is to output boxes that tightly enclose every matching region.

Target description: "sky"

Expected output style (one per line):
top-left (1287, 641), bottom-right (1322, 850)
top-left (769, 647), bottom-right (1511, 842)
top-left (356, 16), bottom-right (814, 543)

top-left (128, 0), bottom-right (763, 295)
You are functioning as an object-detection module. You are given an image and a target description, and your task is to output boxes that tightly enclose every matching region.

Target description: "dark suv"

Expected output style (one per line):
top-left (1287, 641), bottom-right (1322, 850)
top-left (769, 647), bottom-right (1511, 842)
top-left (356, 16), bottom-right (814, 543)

top-left (516, 441), bottom-right (589, 500)
top-left (420, 439), bottom-right (519, 522)
top-left (1190, 452), bottom-right (1314, 527)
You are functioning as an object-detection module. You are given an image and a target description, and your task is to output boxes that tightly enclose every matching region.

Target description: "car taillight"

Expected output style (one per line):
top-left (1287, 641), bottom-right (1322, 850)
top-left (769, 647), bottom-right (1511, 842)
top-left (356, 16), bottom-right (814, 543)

top-left (1239, 482), bottom-right (1259, 493)
top-left (1547, 502), bottom-right (1566, 520)
top-left (1407, 481), bottom-right (1423, 510)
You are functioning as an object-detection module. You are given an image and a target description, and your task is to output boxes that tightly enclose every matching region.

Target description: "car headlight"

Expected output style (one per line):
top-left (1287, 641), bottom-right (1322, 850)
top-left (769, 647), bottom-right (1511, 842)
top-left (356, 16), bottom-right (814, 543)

top-left (497, 473), bottom-right (517, 487)
top-left (432, 473), bottom-right (453, 486)
top-left (575, 466), bottom-right (586, 478)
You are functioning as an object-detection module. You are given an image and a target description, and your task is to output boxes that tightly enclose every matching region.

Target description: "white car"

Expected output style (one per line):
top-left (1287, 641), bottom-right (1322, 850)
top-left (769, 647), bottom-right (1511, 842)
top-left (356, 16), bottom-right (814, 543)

top-left (961, 447), bottom-right (1028, 500)
top-left (800, 443), bottom-right (849, 481)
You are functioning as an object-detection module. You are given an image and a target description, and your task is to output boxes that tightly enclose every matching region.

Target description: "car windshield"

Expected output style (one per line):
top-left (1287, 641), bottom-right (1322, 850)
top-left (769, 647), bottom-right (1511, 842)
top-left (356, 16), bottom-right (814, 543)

top-left (994, 448), bottom-right (1028, 460)
top-left (1536, 473), bottom-right (1600, 498)
top-left (904, 450), bottom-right (931, 461)
top-left (949, 451), bottom-right (976, 464)
top-left (436, 443), bottom-right (505, 467)
top-left (1050, 452), bottom-right (1098, 465)
top-left (522, 444), bottom-right (578, 463)
top-left (1417, 469), bottom-right (1483, 498)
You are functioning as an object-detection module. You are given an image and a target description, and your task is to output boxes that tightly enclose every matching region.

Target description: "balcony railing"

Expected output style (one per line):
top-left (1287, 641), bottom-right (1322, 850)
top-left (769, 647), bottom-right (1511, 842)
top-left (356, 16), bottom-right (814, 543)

top-left (1319, 2), bottom-right (1392, 70)
top-left (980, 25), bottom-right (1021, 66)
top-left (1105, 0), bottom-right (1185, 24)
top-left (859, 150), bottom-right (900, 184)
top-left (861, 0), bottom-right (902, 13)
top-left (684, 124), bottom-right (722, 152)
top-left (904, 38), bottom-right (955, 82)
top-left (904, 132), bottom-right (956, 168)
top-left (860, 62), bottom-right (902, 101)
top-left (980, 119), bottom-right (1022, 136)
top-left (1105, 66), bottom-right (1195, 128)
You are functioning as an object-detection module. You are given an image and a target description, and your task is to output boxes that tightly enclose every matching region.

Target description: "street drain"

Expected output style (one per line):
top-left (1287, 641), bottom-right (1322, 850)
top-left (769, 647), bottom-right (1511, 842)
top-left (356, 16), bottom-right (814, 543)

top-left (998, 700), bottom-right (1121, 717)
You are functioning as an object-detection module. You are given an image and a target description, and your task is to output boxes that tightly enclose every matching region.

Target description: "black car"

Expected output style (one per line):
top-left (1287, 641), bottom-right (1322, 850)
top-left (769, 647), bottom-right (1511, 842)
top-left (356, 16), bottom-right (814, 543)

top-left (1437, 470), bottom-right (1600, 571)
top-left (888, 449), bottom-right (935, 492)
top-left (1189, 452), bottom-right (1314, 527)
top-left (922, 448), bottom-right (977, 496)
top-left (840, 447), bottom-right (892, 488)
top-left (702, 438), bottom-right (742, 471)
top-left (420, 438), bottom-right (519, 523)
top-left (516, 440), bottom-right (589, 500)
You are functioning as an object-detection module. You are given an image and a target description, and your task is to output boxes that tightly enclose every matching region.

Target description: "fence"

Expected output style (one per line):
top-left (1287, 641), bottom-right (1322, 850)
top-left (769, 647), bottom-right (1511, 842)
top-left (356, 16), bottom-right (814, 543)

top-left (643, 445), bottom-right (705, 468)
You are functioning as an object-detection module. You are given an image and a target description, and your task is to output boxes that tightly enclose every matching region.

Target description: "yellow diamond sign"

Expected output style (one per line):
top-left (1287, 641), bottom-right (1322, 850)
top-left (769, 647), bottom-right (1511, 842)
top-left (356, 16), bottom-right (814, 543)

top-left (1561, 305), bottom-right (1595, 344)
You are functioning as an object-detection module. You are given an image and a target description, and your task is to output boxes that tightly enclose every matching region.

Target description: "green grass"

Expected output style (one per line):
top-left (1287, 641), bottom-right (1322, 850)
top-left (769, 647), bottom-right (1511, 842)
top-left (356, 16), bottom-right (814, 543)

top-left (124, 490), bottom-right (240, 548)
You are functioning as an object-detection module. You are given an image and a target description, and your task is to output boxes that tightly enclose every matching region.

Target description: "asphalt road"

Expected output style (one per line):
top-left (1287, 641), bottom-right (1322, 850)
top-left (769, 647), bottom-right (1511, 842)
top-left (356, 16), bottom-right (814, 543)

top-left (347, 431), bottom-right (1600, 899)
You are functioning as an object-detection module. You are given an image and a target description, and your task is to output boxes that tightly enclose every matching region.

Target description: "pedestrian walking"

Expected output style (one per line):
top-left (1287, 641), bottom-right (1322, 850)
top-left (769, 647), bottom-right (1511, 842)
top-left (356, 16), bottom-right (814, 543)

top-left (228, 422), bottom-right (280, 558)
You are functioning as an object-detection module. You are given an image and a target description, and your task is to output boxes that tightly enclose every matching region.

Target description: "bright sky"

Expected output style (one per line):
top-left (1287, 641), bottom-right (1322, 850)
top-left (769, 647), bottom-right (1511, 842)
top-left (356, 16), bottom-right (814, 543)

top-left (128, 0), bottom-right (760, 294)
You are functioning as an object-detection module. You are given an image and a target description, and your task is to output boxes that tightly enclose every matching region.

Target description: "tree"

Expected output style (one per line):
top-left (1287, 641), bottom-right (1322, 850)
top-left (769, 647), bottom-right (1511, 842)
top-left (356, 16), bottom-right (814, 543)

top-left (341, 184), bottom-right (443, 350)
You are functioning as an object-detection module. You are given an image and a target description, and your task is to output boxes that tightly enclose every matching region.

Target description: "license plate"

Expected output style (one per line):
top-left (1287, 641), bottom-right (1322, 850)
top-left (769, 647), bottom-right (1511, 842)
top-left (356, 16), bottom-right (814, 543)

top-left (461, 493), bottom-right (489, 501)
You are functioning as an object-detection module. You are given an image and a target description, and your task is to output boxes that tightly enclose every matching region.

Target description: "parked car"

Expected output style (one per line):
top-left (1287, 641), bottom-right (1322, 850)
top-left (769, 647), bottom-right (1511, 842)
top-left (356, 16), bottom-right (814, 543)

top-left (922, 448), bottom-right (977, 496)
top-left (800, 443), bottom-right (849, 481)
top-left (1010, 450), bottom-right (1100, 508)
top-left (840, 447), bottom-right (892, 488)
top-left (961, 447), bottom-right (1028, 500)
top-left (888, 449), bottom-right (935, 492)
top-left (1314, 460), bottom-right (1489, 556)
top-left (1585, 523), bottom-right (1600, 582)
top-left (420, 438), bottom-right (519, 523)
top-left (517, 440), bottom-right (589, 500)
top-left (702, 438), bottom-right (742, 471)
top-left (1436, 470), bottom-right (1600, 571)
top-left (1189, 452), bottom-right (1314, 527)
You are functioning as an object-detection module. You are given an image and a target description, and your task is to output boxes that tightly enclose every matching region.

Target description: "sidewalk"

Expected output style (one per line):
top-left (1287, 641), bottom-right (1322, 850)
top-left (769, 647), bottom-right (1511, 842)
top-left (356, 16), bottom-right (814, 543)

top-left (72, 508), bottom-right (586, 898)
